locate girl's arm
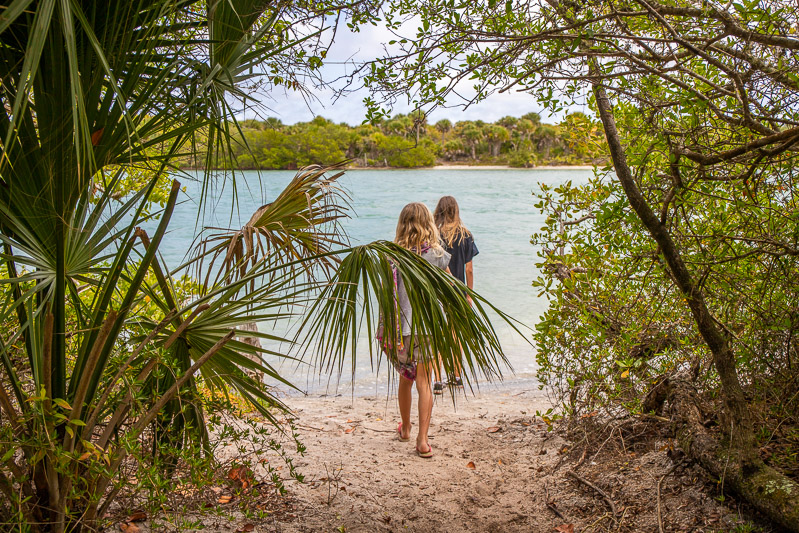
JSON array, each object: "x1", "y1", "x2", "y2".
[{"x1": 465, "y1": 261, "x2": 474, "y2": 306}]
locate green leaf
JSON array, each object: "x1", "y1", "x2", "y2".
[{"x1": 53, "y1": 398, "x2": 72, "y2": 411}]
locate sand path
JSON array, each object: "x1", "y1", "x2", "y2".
[{"x1": 276, "y1": 388, "x2": 572, "y2": 532}]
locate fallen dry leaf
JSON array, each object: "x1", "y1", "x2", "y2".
[
  {"x1": 228, "y1": 465, "x2": 254, "y2": 490},
  {"x1": 554, "y1": 524, "x2": 574, "y2": 533},
  {"x1": 375, "y1": 418, "x2": 382, "y2": 421},
  {"x1": 466, "y1": 461, "x2": 476, "y2": 469},
  {"x1": 119, "y1": 522, "x2": 140, "y2": 533},
  {"x1": 235, "y1": 524, "x2": 255, "y2": 533},
  {"x1": 486, "y1": 426, "x2": 501, "y2": 433},
  {"x1": 128, "y1": 510, "x2": 147, "y2": 522},
  {"x1": 218, "y1": 495, "x2": 233, "y2": 504},
  {"x1": 344, "y1": 427, "x2": 355, "y2": 434}
]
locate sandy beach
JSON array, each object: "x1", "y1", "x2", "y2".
[
  {"x1": 246, "y1": 388, "x2": 750, "y2": 533},
  {"x1": 116, "y1": 386, "x2": 760, "y2": 532}
]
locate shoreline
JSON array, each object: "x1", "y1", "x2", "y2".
[
  {"x1": 337, "y1": 164, "x2": 596, "y2": 171},
  {"x1": 185, "y1": 164, "x2": 598, "y2": 172},
  {"x1": 430, "y1": 164, "x2": 595, "y2": 170}
]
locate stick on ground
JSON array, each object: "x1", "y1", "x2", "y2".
[
  {"x1": 544, "y1": 481, "x2": 566, "y2": 520},
  {"x1": 567, "y1": 470, "x2": 618, "y2": 521},
  {"x1": 657, "y1": 460, "x2": 683, "y2": 533}
]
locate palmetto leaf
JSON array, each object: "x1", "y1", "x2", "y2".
[{"x1": 301, "y1": 241, "x2": 519, "y2": 387}]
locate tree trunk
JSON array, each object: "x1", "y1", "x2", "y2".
[
  {"x1": 591, "y1": 80, "x2": 799, "y2": 531},
  {"x1": 591, "y1": 82, "x2": 757, "y2": 463},
  {"x1": 665, "y1": 378, "x2": 799, "y2": 532}
]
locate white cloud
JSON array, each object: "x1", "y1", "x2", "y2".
[{"x1": 243, "y1": 20, "x2": 588, "y2": 125}]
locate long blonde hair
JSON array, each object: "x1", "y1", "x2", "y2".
[
  {"x1": 395, "y1": 202, "x2": 442, "y2": 252},
  {"x1": 434, "y1": 196, "x2": 470, "y2": 247}
]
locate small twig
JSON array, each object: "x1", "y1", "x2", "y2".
[
  {"x1": 552, "y1": 452, "x2": 567, "y2": 473},
  {"x1": 324, "y1": 463, "x2": 343, "y2": 506},
  {"x1": 586, "y1": 513, "x2": 612, "y2": 531},
  {"x1": 567, "y1": 470, "x2": 618, "y2": 521},
  {"x1": 574, "y1": 447, "x2": 588, "y2": 469},
  {"x1": 544, "y1": 481, "x2": 566, "y2": 520},
  {"x1": 591, "y1": 420, "x2": 619, "y2": 459},
  {"x1": 294, "y1": 423, "x2": 326, "y2": 432},
  {"x1": 657, "y1": 460, "x2": 684, "y2": 533},
  {"x1": 360, "y1": 426, "x2": 396, "y2": 434},
  {"x1": 617, "y1": 426, "x2": 627, "y2": 454},
  {"x1": 536, "y1": 431, "x2": 554, "y2": 455}
]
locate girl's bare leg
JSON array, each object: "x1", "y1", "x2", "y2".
[
  {"x1": 414, "y1": 362, "x2": 433, "y2": 452},
  {"x1": 398, "y1": 374, "x2": 413, "y2": 439}
]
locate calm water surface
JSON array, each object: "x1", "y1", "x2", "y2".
[{"x1": 155, "y1": 168, "x2": 593, "y2": 395}]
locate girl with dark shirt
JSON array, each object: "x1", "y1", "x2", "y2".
[{"x1": 432, "y1": 196, "x2": 479, "y2": 393}]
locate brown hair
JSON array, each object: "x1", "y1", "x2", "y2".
[
  {"x1": 394, "y1": 202, "x2": 443, "y2": 252},
  {"x1": 434, "y1": 195, "x2": 470, "y2": 246}
]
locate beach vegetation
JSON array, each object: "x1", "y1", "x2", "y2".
[
  {"x1": 206, "y1": 112, "x2": 607, "y2": 170},
  {"x1": 0, "y1": 0, "x2": 515, "y2": 530},
  {"x1": 359, "y1": 0, "x2": 799, "y2": 528}
]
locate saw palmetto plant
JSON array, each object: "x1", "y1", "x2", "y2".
[{"x1": 0, "y1": 0, "x2": 517, "y2": 530}]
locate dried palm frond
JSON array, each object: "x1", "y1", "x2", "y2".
[{"x1": 192, "y1": 163, "x2": 350, "y2": 292}]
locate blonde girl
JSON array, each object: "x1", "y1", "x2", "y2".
[
  {"x1": 432, "y1": 196, "x2": 479, "y2": 392},
  {"x1": 392, "y1": 202, "x2": 450, "y2": 458}
]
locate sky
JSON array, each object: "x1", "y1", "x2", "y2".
[{"x1": 246, "y1": 19, "x2": 588, "y2": 126}]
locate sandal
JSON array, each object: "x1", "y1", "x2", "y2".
[
  {"x1": 397, "y1": 422, "x2": 410, "y2": 442},
  {"x1": 416, "y1": 444, "x2": 433, "y2": 458}
]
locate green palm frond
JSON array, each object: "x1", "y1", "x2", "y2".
[{"x1": 301, "y1": 241, "x2": 520, "y2": 387}]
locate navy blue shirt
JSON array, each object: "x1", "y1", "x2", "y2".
[{"x1": 444, "y1": 233, "x2": 479, "y2": 284}]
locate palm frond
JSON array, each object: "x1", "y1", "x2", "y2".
[
  {"x1": 191, "y1": 163, "x2": 351, "y2": 291},
  {"x1": 301, "y1": 241, "x2": 522, "y2": 388}
]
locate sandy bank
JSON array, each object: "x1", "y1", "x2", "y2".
[{"x1": 262, "y1": 389, "x2": 749, "y2": 533}]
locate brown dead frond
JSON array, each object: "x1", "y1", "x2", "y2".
[{"x1": 193, "y1": 163, "x2": 351, "y2": 292}]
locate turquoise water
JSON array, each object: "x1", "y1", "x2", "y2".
[{"x1": 154, "y1": 168, "x2": 593, "y2": 395}]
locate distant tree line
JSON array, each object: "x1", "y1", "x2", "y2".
[{"x1": 213, "y1": 111, "x2": 607, "y2": 170}]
